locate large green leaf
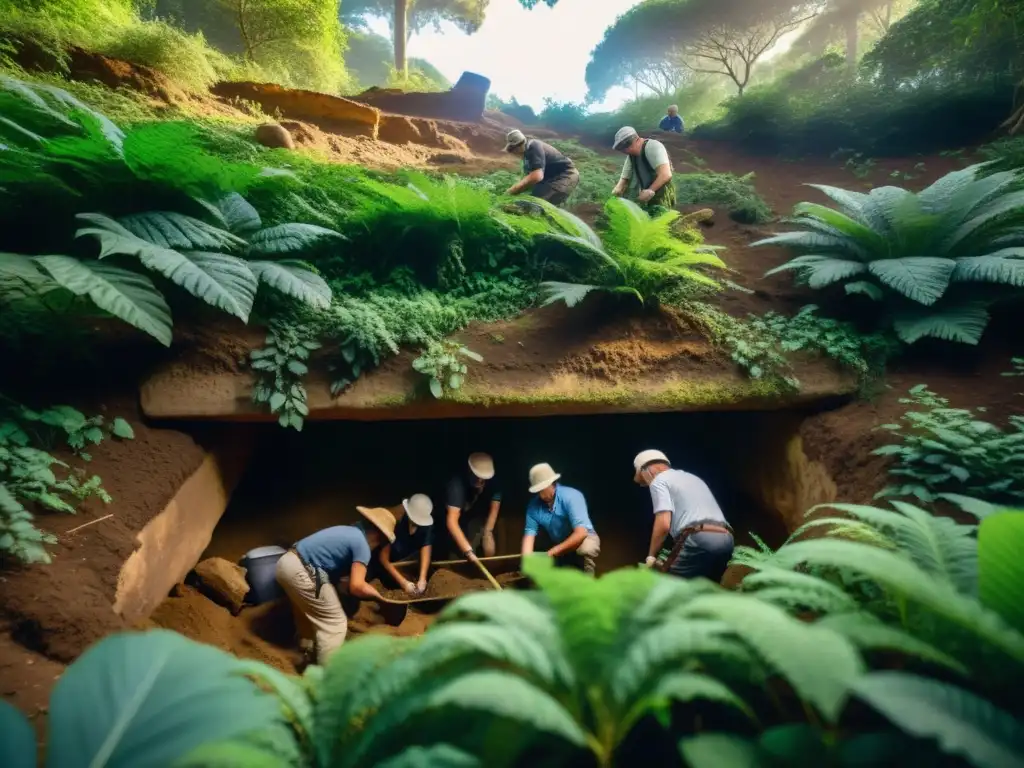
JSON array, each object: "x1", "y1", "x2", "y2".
[
  {"x1": 376, "y1": 745, "x2": 481, "y2": 768},
  {"x1": 816, "y1": 613, "x2": 968, "y2": 674},
  {"x1": 624, "y1": 671, "x2": 752, "y2": 736},
  {"x1": 793, "y1": 202, "x2": 886, "y2": 252},
  {"x1": 867, "y1": 257, "x2": 955, "y2": 305},
  {"x1": 978, "y1": 511, "x2": 1024, "y2": 635},
  {"x1": 0, "y1": 700, "x2": 35, "y2": 768},
  {"x1": 679, "y1": 733, "x2": 765, "y2": 767},
  {"x1": 804, "y1": 259, "x2": 867, "y2": 289},
  {"x1": 916, "y1": 164, "x2": 985, "y2": 215},
  {"x1": 853, "y1": 672, "x2": 1024, "y2": 768},
  {"x1": 249, "y1": 260, "x2": 332, "y2": 310},
  {"x1": 215, "y1": 193, "x2": 263, "y2": 235},
  {"x1": 46, "y1": 630, "x2": 282, "y2": 768},
  {"x1": 740, "y1": 567, "x2": 860, "y2": 614},
  {"x1": 892, "y1": 302, "x2": 990, "y2": 345},
  {"x1": 751, "y1": 230, "x2": 861, "y2": 256},
  {"x1": 804, "y1": 183, "x2": 870, "y2": 219},
  {"x1": 844, "y1": 280, "x2": 884, "y2": 300},
  {"x1": 679, "y1": 593, "x2": 864, "y2": 722},
  {"x1": 539, "y1": 281, "x2": 600, "y2": 308},
  {"x1": 117, "y1": 212, "x2": 245, "y2": 252},
  {"x1": 174, "y1": 741, "x2": 285, "y2": 768},
  {"x1": 34, "y1": 255, "x2": 173, "y2": 346},
  {"x1": 166, "y1": 252, "x2": 257, "y2": 322},
  {"x1": 953, "y1": 255, "x2": 1024, "y2": 287},
  {"x1": 247, "y1": 224, "x2": 345, "y2": 256},
  {"x1": 946, "y1": 190, "x2": 1024, "y2": 251}
]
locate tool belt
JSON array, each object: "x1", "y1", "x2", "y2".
[
  {"x1": 653, "y1": 521, "x2": 732, "y2": 574},
  {"x1": 289, "y1": 547, "x2": 328, "y2": 599}
]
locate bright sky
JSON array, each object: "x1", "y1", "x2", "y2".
[{"x1": 365, "y1": 0, "x2": 645, "y2": 113}]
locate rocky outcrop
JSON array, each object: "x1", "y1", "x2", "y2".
[
  {"x1": 211, "y1": 82, "x2": 382, "y2": 138},
  {"x1": 193, "y1": 557, "x2": 250, "y2": 614},
  {"x1": 355, "y1": 71, "x2": 491, "y2": 123}
]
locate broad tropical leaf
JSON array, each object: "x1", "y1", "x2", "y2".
[
  {"x1": 853, "y1": 672, "x2": 1024, "y2": 768},
  {"x1": 845, "y1": 280, "x2": 883, "y2": 300},
  {"x1": 804, "y1": 259, "x2": 867, "y2": 289},
  {"x1": 792, "y1": 201, "x2": 886, "y2": 251},
  {"x1": 164, "y1": 252, "x2": 257, "y2": 322},
  {"x1": 216, "y1": 193, "x2": 263, "y2": 234},
  {"x1": 539, "y1": 281, "x2": 600, "y2": 308},
  {"x1": 0, "y1": 700, "x2": 34, "y2": 768},
  {"x1": 867, "y1": 257, "x2": 955, "y2": 305},
  {"x1": 117, "y1": 211, "x2": 245, "y2": 251},
  {"x1": 679, "y1": 733, "x2": 765, "y2": 767},
  {"x1": 978, "y1": 511, "x2": 1024, "y2": 635},
  {"x1": 893, "y1": 302, "x2": 990, "y2": 345},
  {"x1": 247, "y1": 224, "x2": 346, "y2": 256},
  {"x1": 34, "y1": 255, "x2": 173, "y2": 346},
  {"x1": 953, "y1": 255, "x2": 1024, "y2": 287},
  {"x1": 249, "y1": 260, "x2": 332, "y2": 310},
  {"x1": 45, "y1": 630, "x2": 282, "y2": 768}
]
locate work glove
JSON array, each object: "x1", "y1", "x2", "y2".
[
  {"x1": 416, "y1": 578, "x2": 427, "y2": 595},
  {"x1": 402, "y1": 580, "x2": 417, "y2": 595},
  {"x1": 643, "y1": 556, "x2": 657, "y2": 568},
  {"x1": 481, "y1": 529, "x2": 496, "y2": 557}
]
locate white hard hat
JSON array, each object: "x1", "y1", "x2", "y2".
[
  {"x1": 613, "y1": 126, "x2": 639, "y2": 150},
  {"x1": 468, "y1": 452, "x2": 495, "y2": 480},
  {"x1": 403, "y1": 494, "x2": 434, "y2": 526},
  {"x1": 528, "y1": 462, "x2": 561, "y2": 494},
  {"x1": 633, "y1": 449, "x2": 670, "y2": 482}
]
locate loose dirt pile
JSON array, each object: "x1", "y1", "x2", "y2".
[{"x1": 373, "y1": 568, "x2": 523, "y2": 601}]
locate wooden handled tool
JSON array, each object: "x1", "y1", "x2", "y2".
[{"x1": 472, "y1": 558, "x2": 503, "y2": 591}]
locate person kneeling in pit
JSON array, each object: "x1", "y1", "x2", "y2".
[
  {"x1": 276, "y1": 506, "x2": 395, "y2": 666},
  {"x1": 368, "y1": 493, "x2": 435, "y2": 597},
  {"x1": 521, "y1": 463, "x2": 601, "y2": 575}
]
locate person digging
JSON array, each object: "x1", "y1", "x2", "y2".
[
  {"x1": 275, "y1": 506, "x2": 395, "y2": 666},
  {"x1": 367, "y1": 493, "x2": 435, "y2": 597},
  {"x1": 443, "y1": 451, "x2": 502, "y2": 563},
  {"x1": 502, "y1": 129, "x2": 580, "y2": 207},
  {"x1": 521, "y1": 463, "x2": 601, "y2": 575},
  {"x1": 611, "y1": 126, "x2": 676, "y2": 210},
  {"x1": 633, "y1": 449, "x2": 734, "y2": 582}
]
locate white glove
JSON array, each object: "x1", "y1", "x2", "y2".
[
  {"x1": 402, "y1": 580, "x2": 417, "y2": 595},
  {"x1": 416, "y1": 579, "x2": 427, "y2": 595},
  {"x1": 481, "y1": 529, "x2": 496, "y2": 557},
  {"x1": 644, "y1": 556, "x2": 657, "y2": 568}
]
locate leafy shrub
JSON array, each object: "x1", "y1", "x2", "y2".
[
  {"x1": 757, "y1": 164, "x2": 1024, "y2": 346},
  {"x1": 873, "y1": 385, "x2": 1024, "y2": 505},
  {"x1": 0, "y1": 397, "x2": 130, "y2": 564},
  {"x1": 712, "y1": 305, "x2": 892, "y2": 392},
  {"x1": 979, "y1": 137, "x2": 1024, "y2": 175},
  {"x1": 674, "y1": 172, "x2": 773, "y2": 224},
  {"x1": 250, "y1": 319, "x2": 321, "y2": 431},
  {"x1": 536, "y1": 98, "x2": 589, "y2": 134},
  {"x1": 541, "y1": 197, "x2": 725, "y2": 309},
  {"x1": 98, "y1": 20, "x2": 231, "y2": 93},
  {"x1": 412, "y1": 340, "x2": 483, "y2": 399}
]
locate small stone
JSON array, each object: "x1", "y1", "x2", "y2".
[
  {"x1": 193, "y1": 557, "x2": 250, "y2": 614},
  {"x1": 254, "y1": 123, "x2": 295, "y2": 150}
]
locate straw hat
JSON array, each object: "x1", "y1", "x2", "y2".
[
  {"x1": 503, "y1": 129, "x2": 527, "y2": 152},
  {"x1": 528, "y1": 463, "x2": 561, "y2": 494},
  {"x1": 468, "y1": 452, "x2": 495, "y2": 480},
  {"x1": 356, "y1": 506, "x2": 397, "y2": 543},
  {"x1": 402, "y1": 494, "x2": 434, "y2": 527},
  {"x1": 633, "y1": 449, "x2": 670, "y2": 483}
]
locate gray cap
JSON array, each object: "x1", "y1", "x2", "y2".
[
  {"x1": 613, "y1": 126, "x2": 639, "y2": 150},
  {"x1": 503, "y1": 129, "x2": 527, "y2": 152}
]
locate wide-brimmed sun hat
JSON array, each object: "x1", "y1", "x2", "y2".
[
  {"x1": 355, "y1": 506, "x2": 397, "y2": 543},
  {"x1": 468, "y1": 452, "x2": 495, "y2": 480},
  {"x1": 613, "y1": 126, "x2": 639, "y2": 151},
  {"x1": 528, "y1": 463, "x2": 561, "y2": 494},
  {"x1": 403, "y1": 494, "x2": 434, "y2": 527},
  {"x1": 503, "y1": 129, "x2": 527, "y2": 152},
  {"x1": 633, "y1": 449, "x2": 670, "y2": 483}
]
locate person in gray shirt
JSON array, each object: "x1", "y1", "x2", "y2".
[
  {"x1": 632, "y1": 449, "x2": 734, "y2": 582},
  {"x1": 503, "y1": 129, "x2": 580, "y2": 207}
]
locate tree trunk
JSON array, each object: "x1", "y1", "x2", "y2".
[
  {"x1": 394, "y1": 0, "x2": 408, "y2": 75},
  {"x1": 845, "y1": 14, "x2": 859, "y2": 75}
]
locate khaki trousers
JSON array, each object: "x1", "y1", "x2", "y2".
[
  {"x1": 275, "y1": 550, "x2": 347, "y2": 665},
  {"x1": 576, "y1": 534, "x2": 601, "y2": 575}
]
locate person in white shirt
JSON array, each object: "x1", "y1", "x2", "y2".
[
  {"x1": 610, "y1": 126, "x2": 676, "y2": 209},
  {"x1": 632, "y1": 449, "x2": 734, "y2": 582}
]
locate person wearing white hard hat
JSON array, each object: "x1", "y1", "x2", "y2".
[
  {"x1": 633, "y1": 449, "x2": 733, "y2": 582},
  {"x1": 502, "y1": 129, "x2": 580, "y2": 206},
  {"x1": 276, "y1": 505, "x2": 395, "y2": 665},
  {"x1": 521, "y1": 463, "x2": 601, "y2": 575},
  {"x1": 440, "y1": 452, "x2": 502, "y2": 562},
  {"x1": 611, "y1": 126, "x2": 676, "y2": 208},
  {"x1": 367, "y1": 494, "x2": 436, "y2": 596}
]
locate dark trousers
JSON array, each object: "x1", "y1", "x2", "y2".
[
  {"x1": 532, "y1": 169, "x2": 580, "y2": 207},
  {"x1": 667, "y1": 531, "x2": 734, "y2": 583}
]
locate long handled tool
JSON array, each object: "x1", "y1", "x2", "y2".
[{"x1": 472, "y1": 558, "x2": 503, "y2": 591}]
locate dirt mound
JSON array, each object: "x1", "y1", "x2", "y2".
[{"x1": 373, "y1": 568, "x2": 521, "y2": 601}]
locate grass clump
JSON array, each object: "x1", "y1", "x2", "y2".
[{"x1": 675, "y1": 171, "x2": 772, "y2": 224}]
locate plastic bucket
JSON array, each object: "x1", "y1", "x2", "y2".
[{"x1": 241, "y1": 545, "x2": 287, "y2": 605}]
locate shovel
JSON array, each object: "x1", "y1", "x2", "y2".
[{"x1": 471, "y1": 557, "x2": 503, "y2": 591}]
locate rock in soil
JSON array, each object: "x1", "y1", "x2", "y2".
[
  {"x1": 254, "y1": 123, "x2": 295, "y2": 150},
  {"x1": 192, "y1": 558, "x2": 250, "y2": 614}
]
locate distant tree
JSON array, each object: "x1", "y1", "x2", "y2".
[
  {"x1": 787, "y1": 0, "x2": 915, "y2": 75},
  {"x1": 346, "y1": 30, "x2": 395, "y2": 88},
  {"x1": 341, "y1": 0, "x2": 488, "y2": 74},
  {"x1": 517, "y1": 0, "x2": 558, "y2": 6}
]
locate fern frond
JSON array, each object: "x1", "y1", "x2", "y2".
[
  {"x1": 539, "y1": 281, "x2": 600, "y2": 308},
  {"x1": 893, "y1": 302, "x2": 989, "y2": 345},
  {"x1": 817, "y1": 613, "x2": 968, "y2": 674},
  {"x1": 867, "y1": 257, "x2": 955, "y2": 306},
  {"x1": 249, "y1": 260, "x2": 331, "y2": 310}
]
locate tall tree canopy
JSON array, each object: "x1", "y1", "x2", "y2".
[
  {"x1": 341, "y1": 0, "x2": 488, "y2": 73},
  {"x1": 586, "y1": 0, "x2": 821, "y2": 99}
]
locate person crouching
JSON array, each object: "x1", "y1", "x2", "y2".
[
  {"x1": 276, "y1": 505, "x2": 395, "y2": 665},
  {"x1": 521, "y1": 462, "x2": 601, "y2": 575}
]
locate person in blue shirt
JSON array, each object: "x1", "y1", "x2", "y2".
[
  {"x1": 659, "y1": 105, "x2": 684, "y2": 133},
  {"x1": 368, "y1": 494, "x2": 435, "y2": 597},
  {"x1": 275, "y1": 506, "x2": 395, "y2": 665},
  {"x1": 521, "y1": 463, "x2": 601, "y2": 575}
]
